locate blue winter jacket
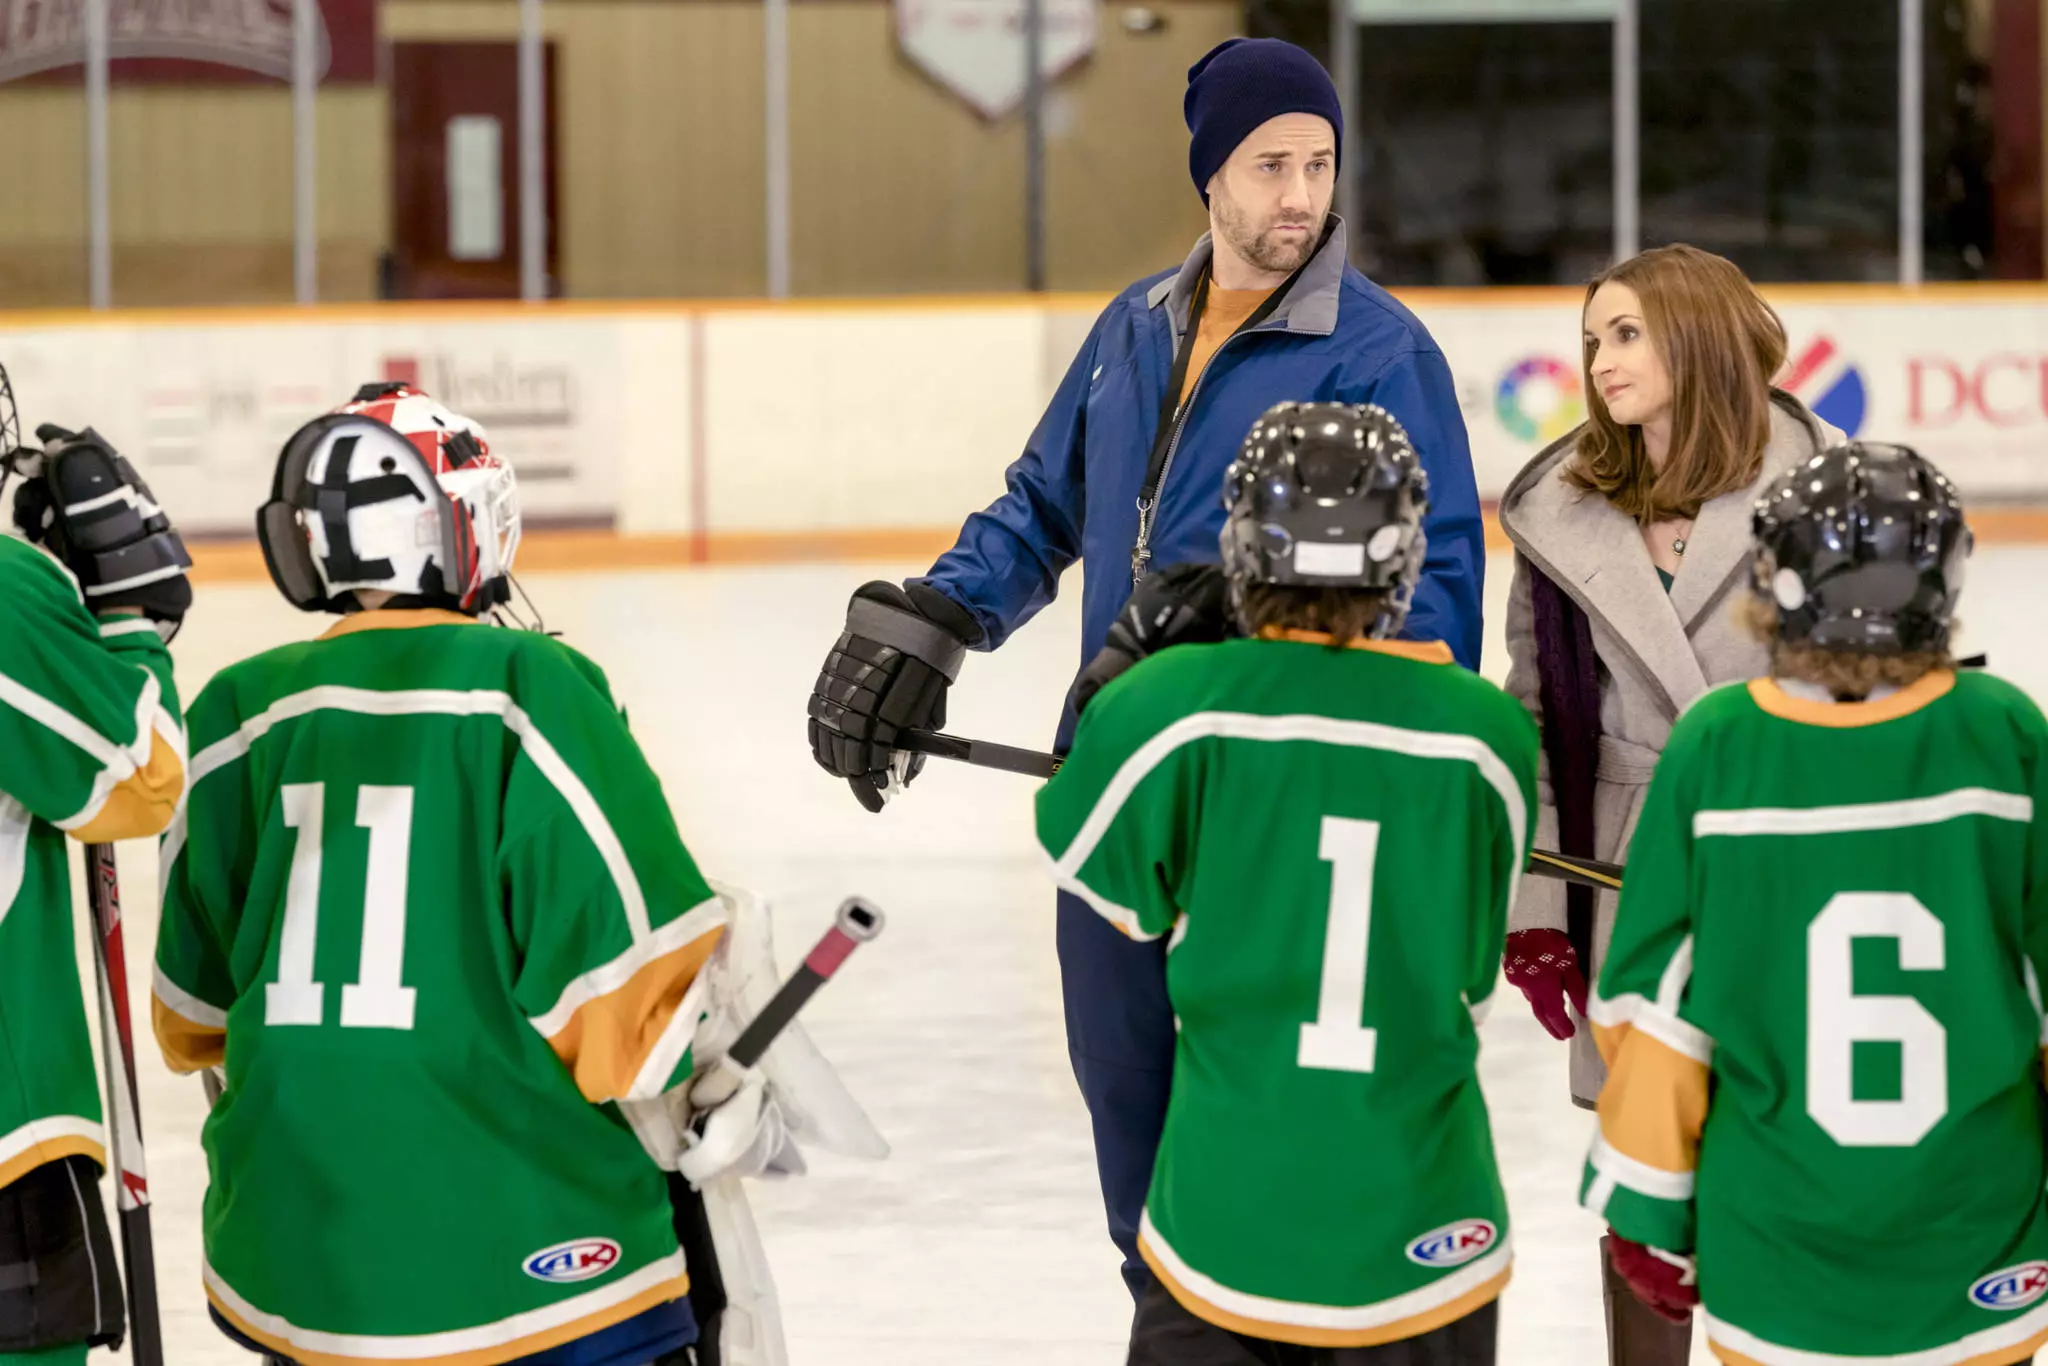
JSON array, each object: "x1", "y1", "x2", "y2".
[{"x1": 917, "y1": 218, "x2": 1484, "y2": 745}]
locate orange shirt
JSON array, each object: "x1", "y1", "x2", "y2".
[{"x1": 1178, "y1": 286, "x2": 1275, "y2": 407}]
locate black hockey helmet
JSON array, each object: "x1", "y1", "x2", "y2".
[
  {"x1": 1219, "y1": 401, "x2": 1430, "y2": 638},
  {"x1": 1750, "y1": 441, "x2": 1970, "y2": 656}
]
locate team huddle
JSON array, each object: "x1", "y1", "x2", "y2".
[{"x1": 0, "y1": 368, "x2": 2042, "y2": 1366}]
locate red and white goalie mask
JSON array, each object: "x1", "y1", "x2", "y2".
[{"x1": 259, "y1": 383, "x2": 522, "y2": 614}]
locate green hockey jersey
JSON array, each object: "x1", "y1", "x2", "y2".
[
  {"x1": 153, "y1": 609, "x2": 725, "y2": 1366},
  {"x1": 1582, "y1": 671, "x2": 2048, "y2": 1366},
  {"x1": 1035, "y1": 633, "x2": 1537, "y2": 1348},
  {"x1": 0, "y1": 533, "x2": 183, "y2": 1194}
]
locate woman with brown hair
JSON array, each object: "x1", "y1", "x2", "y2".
[{"x1": 1494, "y1": 243, "x2": 1843, "y2": 1366}]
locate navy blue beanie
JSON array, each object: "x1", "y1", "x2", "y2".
[{"x1": 1184, "y1": 38, "x2": 1343, "y2": 205}]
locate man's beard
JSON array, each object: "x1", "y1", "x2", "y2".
[{"x1": 1213, "y1": 191, "x2": 1324, "y2": 275}]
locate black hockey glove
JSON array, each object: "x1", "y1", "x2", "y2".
[
  {"x1": 12, "y1": 424, "x2": 193, "y2": 637},
  {"x1": 1073, "y1": 562, "x2": 1233, "y2": 716},
  {"x1": 808, "y1": 581, "x2": 980, "y2": 813}
]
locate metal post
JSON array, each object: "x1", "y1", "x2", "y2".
[
  {"x1": 764, "y1": 0, "x2": 791, "y2": 297},
  {"x1": 85, "y1": 0, "x2": 109, "y2": 309},
  {"x1": 1330, "y1": 0, "x2": 1357, "y2": 239},
  {"x1": 1023, "y1": 0, "x2": 1046, "y2": 291},
  {"x1": 518, "y1": 0, "x2": 547, "y2": 300},
  {"x1": 1612, "y1": 0, "x2": 1638, "y2": 262},
  {"x1": 292, "y1": 0, "x2": 317, "y2": 304},
  {"x1": 1899, "y1": 0, "x2": 1923, "y2": 284}
]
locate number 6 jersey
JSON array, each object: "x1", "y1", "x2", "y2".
[
  {"x1": 153, "y1": 609, "x2": 727, "y2": 1366},
  {"x1": 1035, "y1": 634, "x2": 1537, "y2": 1348},
  {"x1": 1583, "y1": 670, "x2": 2048, "y2": 1366}
]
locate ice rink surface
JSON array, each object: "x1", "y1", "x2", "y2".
[{"x1": 84, "y1": 546, "x2": 2048, "y2": 1365}]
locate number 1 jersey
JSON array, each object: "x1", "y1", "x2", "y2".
[
  {"x1": 1036, "y1": 635, "x2": 1537, "y2": 1348},
  {"x1": 153, "y1": 610, "x2": 726, "y2": 1366},
  {"x1": 1584, "y1": 670, "x2": 2048, "y2": 1366}
]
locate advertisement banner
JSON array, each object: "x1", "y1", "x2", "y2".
[{"x1": 0, "y1": 316, "x2": 622, "y2": 536}]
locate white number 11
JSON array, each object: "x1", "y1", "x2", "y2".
[
  {"x1": 264, "y1": 781, "x2": 419, "y2": 1031},
  {"x1": 1299, "y1": 816, "x2": 1381, "y2": 1074}
]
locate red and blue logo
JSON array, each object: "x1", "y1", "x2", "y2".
[
  {"x1": 1405, "y1": 1218, "x2": 1498, "y2": 1268},
  {"x1": 1971, "y1": 1262, "x2": 2048, "y2": 1311},
  {"x1": 523, "y1": 1238, "x2": 623, "y2": 1284},
  {"x1": 1780, "y1": 336, "x2": 1868, "y2": 438}
]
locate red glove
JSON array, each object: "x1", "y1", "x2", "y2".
[
  {"x1": 1503, "y1": 928, "x2": 1589, "y2": 1040},
  {"x1": 1607, "y1": 1232, "x2": 1698, "y2": 1324}
]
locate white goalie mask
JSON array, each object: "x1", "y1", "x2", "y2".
[{"x1": 259, "y1": 384, "x2": 521, "y2": 614}]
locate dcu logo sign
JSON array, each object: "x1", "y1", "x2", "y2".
[
  {"x1": 1405, "y1": 1219, "x2": 1498, "y2": 1269},
  {"x1": 1971, "y1": 1262, "x2": 2048, "y2": 1311},
  {"x1": 523, "y1": 1238, "x2": 623, "y2": 1284}
]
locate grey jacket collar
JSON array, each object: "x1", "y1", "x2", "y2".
[
  {"x1": 1499, "y1": 391, "x2": 1827, "y2": 718},
  {"x1": 1144, "y1": 216, "x2": 1350, "y2": 339}
]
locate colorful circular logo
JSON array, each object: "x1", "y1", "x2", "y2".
[{"x1": 1496, "y1": 357, "x2": 1586, "y2": 444}]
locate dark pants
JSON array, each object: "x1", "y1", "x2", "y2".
[
  {"x1": 1057, "y1": 887, "x2": 1178, "y2": 1301},
  {"x1": 1128, "y1": 1279, "x2": 1498, "y2": 1366}
]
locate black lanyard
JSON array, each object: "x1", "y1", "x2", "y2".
[{"x1": 1138, "y1": 255, "x2": 1310, "y2": 561}]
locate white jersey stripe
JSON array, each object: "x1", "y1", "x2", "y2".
[
  {"x1": 1703, "y1": 1301, "x2": 2048, "y2": 1366},
  {"x1": 1693, "y1": 787, "x2": 2032, "y2": 839},
  {"x1": 153, "y1": 962, "x2": 228, "y2": 1030},
  {"x1": 205, "y1": 1250, "x2": 687, "y2": 1359},
  {"x1": 0, "y1": 1116, "x2": 106, "y2": 1171},
  {"x1": 1140, "y1": 1209, "x2": 1511, "y2": 1333},
  {"x1": 1587, "y1": 1132, "x2": 1695, "y2": 1202}
]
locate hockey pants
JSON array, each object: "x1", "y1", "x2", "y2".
[
  {"x1": 1127, "y1": 1278, "x2": 1499, "y2": 1366},
  {"x1": 1057, "y1": 888, "x2": 1176, "y2": 1302}
]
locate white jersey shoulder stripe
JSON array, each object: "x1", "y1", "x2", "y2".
[
  {"x1": 181, "y1": 684, "x2": 656, "y2": 949},
  {"x1": 1702, "y1": 1299, "x2": 2048, "y2": 1366},
  {"x1": 1140, "y1": 1209, "x2": 1511, "y2": 1333},
  {"x1": 1694, "y1": 787, "x2": 2032, "y2": 839},
  {"x1": 205, "y1": 1250, "x2": 687, "y2": 1360},
  {"x1": 1043, "y1": 710, "x2": 1527, "y2": 920}
]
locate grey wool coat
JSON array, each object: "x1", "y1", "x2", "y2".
[{"x1": 1499, "y1": 392, "x2": 1843, "y2": 1104}]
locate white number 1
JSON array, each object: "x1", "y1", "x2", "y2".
[
  {"x1": 264, "y1": 781, "x2": 419, "y2": 1031},
  {"x1": 1299, "y1": 816, "x2": 1381, "y2": 1074}
]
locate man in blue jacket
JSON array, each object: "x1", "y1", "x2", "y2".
[{"x1": 807, "y1": 37, "x2": 1484, "y2": 1301}]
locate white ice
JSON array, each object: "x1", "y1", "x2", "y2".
[{"x1": 87, "y1": 546, "x2": 2048, "y2": 1365}]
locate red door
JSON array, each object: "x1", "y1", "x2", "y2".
[{"x1": 389, "y1": 42, "x2": 559, "y2": 299}]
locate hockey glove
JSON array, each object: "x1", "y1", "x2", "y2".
[
  {"x1": 1606, "y1": 1233, "x2": 1698, "y2": 1325},
  {"x1": 676, "y1": 1059, "x2": 797, "y2": 1189},
  {"x1": 808, "y1": 581, "x2": 979, "y2": 813},
  {"x1": 1503, "y1": 927, "x2": 1589, "y2": 1041},
  {"x1": 1073, "y1": 562, "x2": 1233, "y2": 716},
  {"x1": 13, "y1": 425, "x2": 193, "y2": 638}
]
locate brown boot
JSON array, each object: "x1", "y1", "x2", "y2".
[{"x1": 1601, "y1": 1235, "x2": 1693, "y2": 1365}]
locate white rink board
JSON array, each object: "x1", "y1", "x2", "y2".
[{"x1": 5, "y1": 287, "x2": 2048, "y2": 544}]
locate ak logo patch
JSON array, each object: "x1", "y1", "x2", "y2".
[
  {"x1": 523, "y1": 1237, "x2": 623, "y2": 1283},
  {"x1": 1970, "y1": 1262, "x2": 2048, "y2": 1311},
  {"x1": 1404, "y1": 1219, "x2": 1498, "y2": 1269}
]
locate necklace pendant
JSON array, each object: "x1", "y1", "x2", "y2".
[{"x1": 1672, "y1": 537, "x2": 1688, "y2": 555}]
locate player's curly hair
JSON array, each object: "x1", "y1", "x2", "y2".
[
  {"x1": 1238, "y1": 583, "x2": 1388, "y2": 648},
  {"x1": 1740, "y1": 594, "x2": 1954, "y2": 696}
]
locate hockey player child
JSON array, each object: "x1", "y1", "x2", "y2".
[
  {"x1": 1036, "y1": 402, "x2": 1538, "y2": 1366},
  {"x1": 1583, "y1": 440, "x2": 2048, "y2": 1366},
  {"x1": 151, "y1": 384, "x2": 785, "y2": 1366},
  {"x1": 0, "y1": 423, "x2": 191, "y2": 1364}
]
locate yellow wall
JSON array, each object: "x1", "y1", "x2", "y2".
[{"x1": 0, "y1": 0, "x2": 1232, "y2": 307}]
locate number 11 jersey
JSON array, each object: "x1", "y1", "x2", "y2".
[
  {"x1": 153, "y1": 609, "x2": 726, "y2": 1366},
  {"x1": 1585, "y1": 669, "x2": 2048, "y2": 1366},
  {"x1": 1035, "y1": 635, "x2": 1538, "y2": 1348}
]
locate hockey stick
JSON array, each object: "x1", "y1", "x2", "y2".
[
  {"x1": 898, "y1": 729, "x2": 1627, "y2": 892},
  {"x1": 82, "y1": 843, "x2": 165, "y2": 1366},
  {"x1": 674, "y1": 897, "x2": 886, "y2": 1366}
]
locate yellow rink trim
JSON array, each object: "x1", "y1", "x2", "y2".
[
  {"x1": 180, "y1": 507, "x2": 2048, "y2": 588},
  {"x1": 1139, "y1": 1235, "x2": 1511, "y2": 1349},
  {"x1": 207, "y1": 1270, "x2": 693, "y2": 1366},
  {"x1": 1710, "y1": 1323, "x2": 2048, "y2": 1366}
]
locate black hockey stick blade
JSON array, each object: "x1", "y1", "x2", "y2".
[
  {"x1": 896, "y1": 729, "x2": 1060, "y2": 779},
  {"x1": 1528, "y1": 848, "x2": 1624, "y2": 891}
]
